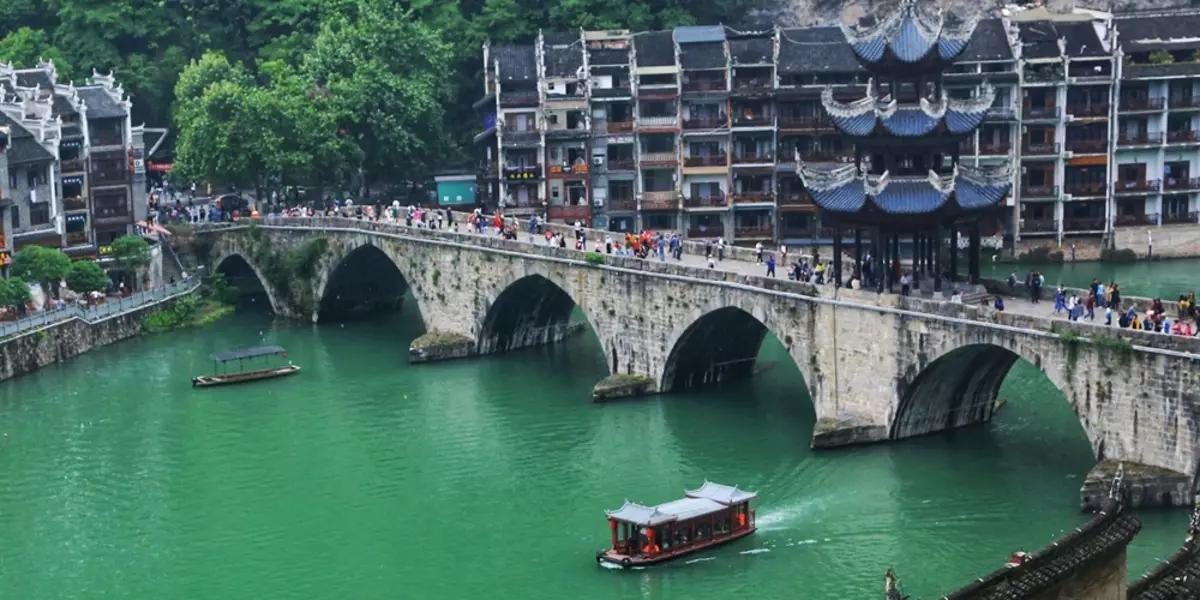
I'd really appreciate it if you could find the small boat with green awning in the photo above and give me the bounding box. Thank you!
[192,346,301,388]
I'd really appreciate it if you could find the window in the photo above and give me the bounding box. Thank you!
[30,203,49,225]
[10,206,19,230]
[27,167,43,188]
[8,170,16,190]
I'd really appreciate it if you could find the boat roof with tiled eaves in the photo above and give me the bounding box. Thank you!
[840,0,978,69]
[606,482,756,526]
[686,481,757,505]
[796,162,1012,216]
[821,80,994,139]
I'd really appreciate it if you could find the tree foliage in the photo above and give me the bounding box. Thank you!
[0,277,33,309]
[11,246,71,295]
[65,260,108,294]
[111,235,152,275]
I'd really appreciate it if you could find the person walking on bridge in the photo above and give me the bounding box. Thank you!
[766,254,776,278]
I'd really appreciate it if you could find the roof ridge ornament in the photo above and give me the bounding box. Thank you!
[928,167,956,194]
[919,91,948,118]
[947,81,997,114]
[864,170,891,196]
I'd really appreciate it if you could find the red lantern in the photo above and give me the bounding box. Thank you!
[609,520,617,532]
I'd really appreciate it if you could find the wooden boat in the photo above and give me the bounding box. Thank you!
[596,481,757,569]
[192,346,301,388]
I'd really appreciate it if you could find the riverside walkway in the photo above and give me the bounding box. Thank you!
[0,274,202,338]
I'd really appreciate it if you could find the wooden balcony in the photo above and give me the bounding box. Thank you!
[641,191,679,210]
[731,153,774,165]
[734,226,773,239]
[684,155,727,167]
[606,121,634,133]
[91,133,124,147]
[61,158,87,174]
[1067,104,1109,118]
[1021,219,1058,233]
[1117,131,1163,146]
[1119,97,1165,111]
[1169,96,1200,109]
[979,142,1012,155]
[687,226,724,238]
[682,79,727,92]
[682,194,728,208]
[65,231,90,246]
[1114,179,1161,193]
[1064,139,1106,154]
[1162,211,1199,224]
[1021,142,1060,156]
[609,198,636,212]
[1115,214,1154,226]
[732,115,772,128]
[1020,185,1059,198]
[1166,129,1200,144]
[636,116,679,130]
[732,192,773,204]
[547,204,590,221]
[90,169,130,185]
[1164,176,1200,191]
[683,117,728,130]
[607,159,635,171]
[639,151,678,165]
[778,116,834,131]
[1022,106,1061,119]
[777,192,815,208]
[63,196,88,211]
[1063,181,1106,196]
[1062,217,1106,232]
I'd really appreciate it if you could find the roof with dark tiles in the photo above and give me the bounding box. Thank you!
[634,31,676,67]
[729,36,774,65]
[492,45,538,82]
[77,86,126,118]
[680,43,726,70]
[15,70,53,90]
[779,27,861,73]
[960,19,1014,62]
[52,95,76,115]
[1018,20,1108,59]
[1117,13,1200,52]
[543,32,584,78]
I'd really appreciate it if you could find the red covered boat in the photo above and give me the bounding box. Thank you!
[596,481,757,569]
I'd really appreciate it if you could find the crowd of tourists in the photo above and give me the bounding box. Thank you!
[1005,270,1198,336]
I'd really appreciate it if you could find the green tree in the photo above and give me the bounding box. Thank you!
[0,277,34,312]
[304,0,453,188]
[65,260,108,294]
[0,27,73,79]
[172,80,288,193]
[10,246,71,298]
[110,235,152,290]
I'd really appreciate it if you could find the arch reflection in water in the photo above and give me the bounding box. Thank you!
[318,244,408,322]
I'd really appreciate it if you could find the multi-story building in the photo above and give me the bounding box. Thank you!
[0,61,147,260]
[475,8,1200,253]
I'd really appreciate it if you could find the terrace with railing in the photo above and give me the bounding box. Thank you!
[1113,179,1161,193]
[1064,181,1106,196]
[1166,129,1200,144]
[1119,97,1165,112]
[1164,177,1200,191]
[1021,219,1058,233]
[1020,184,1059,199]
[684,155,727,167]
[1022,142,1060,156]
[1062,217,1106,232]
[682,193,728,208]
[1117,131,1163,146]
[1162,211,1200,225]
[639,151,678,165]
[682,117,727,130]
[732,192,773,204]
[641,191,679,210]
[1065,139,1106,154]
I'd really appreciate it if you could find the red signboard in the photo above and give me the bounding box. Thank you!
[147,161,173,172]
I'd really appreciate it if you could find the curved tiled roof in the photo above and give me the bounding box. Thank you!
[842,0,977,66]
[492,45,537,82]
[797,163,1011,215]
[1128,506,1200,600]
[778,27,861,74]
[823,84,993,138]
[635,31,676,67]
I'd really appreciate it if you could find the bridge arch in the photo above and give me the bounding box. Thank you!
[313,241,429,325]
[211,250,285,314]
[658,305,818,413]
[475,271,605,359]
[890,342,1100,451]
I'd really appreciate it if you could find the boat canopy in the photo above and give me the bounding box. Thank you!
[605,498,728,526]
[211,346,286,361]
[686,481,758,505]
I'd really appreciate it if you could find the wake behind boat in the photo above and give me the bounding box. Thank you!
[597,481,757,569]
[192,346,301,388]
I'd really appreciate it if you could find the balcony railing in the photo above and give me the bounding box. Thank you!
[1021,219,1059,233]
[641,191,679,210]
[90,169,130,185]
[779,116,833,130]
[732,115,773,128]
[1166,129,1200,144]
[545,127,590,138]
[1021,142,1060,155]
[607,121,634,133]
[639,151,677,164]
[94,206,130,220]
[1065,139,1106,153]
[13,222,56,236]
[777,192,814,207]
[1169,96,1200,109]
[1020,184,1059,198]
[1023,106,1061,119]
[502,130,540,144]
[1114,214,1153,226]
[1062,217,1106,232]
[979,142,1012,155]
[637,116,679,128]
[548,164,589,176]
[63,196,88,211]
[732,80,773,93]
[1164,176,1200,191]
[1067,104,1109,118]
[1162,211,1200,224]
[91,133,124,147]
[731,153,774,164]
[502,165,541,181]
[1117,131,1163,146]
[682,79,727,92]
[796,150,850,162]
[683,194,727,208]
[547,204,590,220]
[985,107,1016,121]
[683,117,727,130]
[61,158,87,173]
[732,192,773,204]
[609,198,636,211]
[684,155,727,167]
[499,91,539,107]
[66,231,90,246]
[779,226,817,238]
[1119,97,1165,111]
[607,159,635,171]
[1114,179,1161,193]
[734,226,774,238]
[687,226,725,238]
[592,87,632,98]
[1063,181,1106,196]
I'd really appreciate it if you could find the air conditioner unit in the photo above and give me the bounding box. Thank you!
[594,197,604,207]
[593,156,605,165]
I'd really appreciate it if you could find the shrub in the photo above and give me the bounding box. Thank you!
[585,252,605,265]
[1150,50,1174,65]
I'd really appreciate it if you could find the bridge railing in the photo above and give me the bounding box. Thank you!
[195,218,1200,355]
[0,271,204,339]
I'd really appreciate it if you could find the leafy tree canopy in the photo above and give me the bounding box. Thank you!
[0,27,73,79]
[11,246,71,289]
[0,277,33,309]
[110,235,152,274]
[65,260,108,294]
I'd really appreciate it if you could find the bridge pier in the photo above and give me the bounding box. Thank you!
[1080,460,1193,511]
[408,322,589,364]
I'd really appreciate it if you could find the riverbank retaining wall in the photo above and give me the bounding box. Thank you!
[1115,223,1200,260]
[0,296,186,384]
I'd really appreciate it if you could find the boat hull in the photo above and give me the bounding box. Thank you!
[192,365,301,388]
[596,525,756,569]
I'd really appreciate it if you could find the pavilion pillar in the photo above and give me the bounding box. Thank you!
[925,232,934,275]
[968,222,981,285]
[832,223,843,287]
[948,225,958,286]
[854,228,863,280]
[889,232,899,294]
[933,225,943,293]
[873,227,884,293]
[911,232,920,289]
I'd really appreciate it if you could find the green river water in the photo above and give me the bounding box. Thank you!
[0,265,1195,599]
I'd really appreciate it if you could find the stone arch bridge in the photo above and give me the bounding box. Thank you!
[187,217,1200,510]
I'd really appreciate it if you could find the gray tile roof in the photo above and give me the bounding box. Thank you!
[493,45,537,82]
[1117,13,1200,52]
[779,27,861,73]
[543,35,584,78]
[52,95,76,116]
[1018,20,1108,59]
[635,31,676,67]
[15,70,53,90]
[674,25,725,45]
[728,36,773,65]
[960,19,1013,62]
[7,137,54,165]
[680,43,726,70]
[77,86,127,118]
